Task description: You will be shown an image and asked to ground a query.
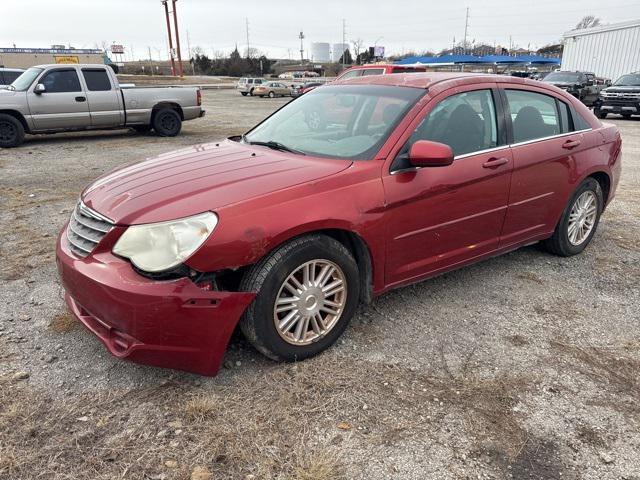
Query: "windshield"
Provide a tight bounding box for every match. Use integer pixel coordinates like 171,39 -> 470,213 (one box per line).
613,74 -> 640,86
544,72 -> 581,83
10,67 -> 43,91
243,85 -> 424,160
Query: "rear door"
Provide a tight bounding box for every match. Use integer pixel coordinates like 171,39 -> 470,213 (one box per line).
81,68 -> 123,127
383,85 -> 513,286
499,87 -> 592,246
27,67 -> 90,130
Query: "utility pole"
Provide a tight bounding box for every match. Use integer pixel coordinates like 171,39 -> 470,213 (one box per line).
171,0 -> 184,77
148,46 -> 154,76
463,7 -> 469,55
161,1 -> 176,76
299,31 -> 305,65
245,18 -> 250,58
342,18 -> 347,67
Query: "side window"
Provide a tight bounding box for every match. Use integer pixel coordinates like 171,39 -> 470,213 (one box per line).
39,69 -> 81,93
571,107 -> 592,131
505,89 -> 560,143
82,69 -> 111,91
409,89 -> 498,157
339,69 -> 363,80
557,100 -> 571,133
361,68 -> 385,76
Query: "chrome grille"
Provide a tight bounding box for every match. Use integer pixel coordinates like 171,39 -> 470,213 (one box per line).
601,92 -> 640,100
66,202 -> 114,258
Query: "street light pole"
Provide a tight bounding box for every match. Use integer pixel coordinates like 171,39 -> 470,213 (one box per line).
171,0 -> 184,77
161,1 -> 176,76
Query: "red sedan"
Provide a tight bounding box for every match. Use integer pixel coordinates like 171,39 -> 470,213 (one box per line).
56,73 -> 622,376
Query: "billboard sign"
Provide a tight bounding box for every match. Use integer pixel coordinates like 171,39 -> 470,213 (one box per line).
110,44 -> 125,54
54,55 -> 80,64
373,46 -> 385,58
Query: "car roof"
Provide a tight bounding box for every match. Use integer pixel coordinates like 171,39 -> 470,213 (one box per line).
336,71 -> 521,89
0,67 -> 25,72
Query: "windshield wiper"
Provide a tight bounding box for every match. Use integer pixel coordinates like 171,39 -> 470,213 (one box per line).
246,140 -> 306,155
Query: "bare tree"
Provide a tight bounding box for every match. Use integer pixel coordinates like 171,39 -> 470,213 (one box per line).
351,38 -> 364,63
575,15 -> 601,30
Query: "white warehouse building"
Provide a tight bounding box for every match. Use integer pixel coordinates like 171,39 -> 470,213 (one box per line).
561,19 -> 640,81
331,43 -> 349,62
310,42 -> 330,63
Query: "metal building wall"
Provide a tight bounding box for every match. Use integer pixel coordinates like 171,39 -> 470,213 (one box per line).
561,20 -> 640,81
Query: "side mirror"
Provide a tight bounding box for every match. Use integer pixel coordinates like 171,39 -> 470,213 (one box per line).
408,140 -> 454,167
34,83 -> 46,94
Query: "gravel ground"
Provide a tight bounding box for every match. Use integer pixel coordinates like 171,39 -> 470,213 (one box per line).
0,89 -> 639,480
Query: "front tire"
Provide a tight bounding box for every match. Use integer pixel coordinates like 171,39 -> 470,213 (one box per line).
268,91 -> 275,98
594,108 -> 607,119
152,108 -> 182,137
0,113 -> 25,148
542,178 -> 603,256
239,235 -> 360,362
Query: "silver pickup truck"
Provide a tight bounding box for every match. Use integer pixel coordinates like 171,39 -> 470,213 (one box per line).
0,64 -> 205,147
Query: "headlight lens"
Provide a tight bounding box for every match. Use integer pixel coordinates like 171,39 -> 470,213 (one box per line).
113,212 -> 218,273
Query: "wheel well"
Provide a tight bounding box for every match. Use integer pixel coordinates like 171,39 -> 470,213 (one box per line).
152,102 -> 184,121
589,172 -> 611,205
0,110 -> 29,133
210,229 -> 374,304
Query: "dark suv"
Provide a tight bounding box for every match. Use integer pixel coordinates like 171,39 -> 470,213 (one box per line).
543,71 -> 601,106
594,72 -> 640,119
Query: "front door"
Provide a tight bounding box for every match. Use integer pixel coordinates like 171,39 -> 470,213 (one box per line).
80,68 -> 124,127
383,86 -> 513,288
27,67 -> 90,130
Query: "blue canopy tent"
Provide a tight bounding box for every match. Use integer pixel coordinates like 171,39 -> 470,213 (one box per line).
395,54 -> 561,67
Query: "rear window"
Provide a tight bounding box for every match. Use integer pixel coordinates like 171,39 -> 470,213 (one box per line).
2,71 -> 22,84
505,90 -> 560,143
82,69 -> 111,91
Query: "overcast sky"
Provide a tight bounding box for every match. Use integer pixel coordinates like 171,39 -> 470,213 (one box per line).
2,0 -> 639,60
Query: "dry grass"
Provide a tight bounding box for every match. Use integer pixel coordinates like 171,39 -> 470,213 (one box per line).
0,355 -> 535,479
551,340 -> 640,415
48,312 -> 78,333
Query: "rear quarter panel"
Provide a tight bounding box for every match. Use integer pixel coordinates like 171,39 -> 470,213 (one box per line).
121,87 -> 199,123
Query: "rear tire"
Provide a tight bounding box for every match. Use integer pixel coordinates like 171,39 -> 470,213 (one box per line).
152,108 -> 182,137
239,234 -> 360,362
241,92 -> 248,96
0,113 -> 25,148
542,178 -> 603,257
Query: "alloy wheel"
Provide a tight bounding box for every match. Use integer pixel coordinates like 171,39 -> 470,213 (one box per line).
273,259 -> 347,346
567,191 -> 598,246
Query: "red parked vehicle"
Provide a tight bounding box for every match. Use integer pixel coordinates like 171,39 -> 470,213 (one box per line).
57,73 -> 622,376
335,63 -> 427,80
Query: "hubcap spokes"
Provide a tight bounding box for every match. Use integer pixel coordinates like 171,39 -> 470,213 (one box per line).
274,259 -> 347,346
568,191 -> 597,246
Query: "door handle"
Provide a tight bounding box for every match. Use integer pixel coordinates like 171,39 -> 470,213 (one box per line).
482,157 -> 509,168
562,139 -> 581,149
75,96 -> 86,102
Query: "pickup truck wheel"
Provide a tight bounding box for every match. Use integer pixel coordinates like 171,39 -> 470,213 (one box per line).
542,178 -> 603,257
594,109 -> 607,119
152,108 -> 182,137
0,114 -> 25,148
239,234 -> 360,362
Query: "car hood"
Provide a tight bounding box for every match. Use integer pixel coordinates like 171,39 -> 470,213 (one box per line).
82,139 -> 352,225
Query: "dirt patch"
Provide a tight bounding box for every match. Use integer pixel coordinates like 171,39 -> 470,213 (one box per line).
48,312 -> 78,333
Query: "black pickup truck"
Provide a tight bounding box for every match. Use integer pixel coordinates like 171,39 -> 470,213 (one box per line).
542,71 -> 602,106
593,72 -> 640,119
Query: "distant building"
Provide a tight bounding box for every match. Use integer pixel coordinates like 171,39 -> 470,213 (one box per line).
561,19 -> 640,80
0,47 -> 107,68
311,43 -> 331,63
331,43 -> 349,63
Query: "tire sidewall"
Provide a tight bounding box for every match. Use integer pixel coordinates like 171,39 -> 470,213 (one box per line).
242,238 -> 360,361
0,114 -> 25,148
152,108 -> 181,136
556,178 -> 603,255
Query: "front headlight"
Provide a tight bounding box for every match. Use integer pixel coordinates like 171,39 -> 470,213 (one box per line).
113,212 -> 218,273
